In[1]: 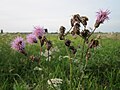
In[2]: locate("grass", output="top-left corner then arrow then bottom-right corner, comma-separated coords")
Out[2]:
0,33 -> 120,90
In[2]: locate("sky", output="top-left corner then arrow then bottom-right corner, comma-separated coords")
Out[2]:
0,0 -> 120,33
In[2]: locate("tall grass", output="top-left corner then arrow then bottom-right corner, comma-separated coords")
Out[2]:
0,33 -> 120,90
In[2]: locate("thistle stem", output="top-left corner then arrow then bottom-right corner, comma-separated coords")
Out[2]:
47,50 -> 57,90
64,27 -> 72,36
65,46 -> 72,90
81,40 -> 85,61
48,50 -> 49,61
39,39 -> 42,63
88,28 -> 96,38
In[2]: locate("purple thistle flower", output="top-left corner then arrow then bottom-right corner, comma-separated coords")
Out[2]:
95,9 -> 110,28
96,9 -> 110,23
32,26 -> 45,39
11,37 -> 26,55
26,34 -> 37,44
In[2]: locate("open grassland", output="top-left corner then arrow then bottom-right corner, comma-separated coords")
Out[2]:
0,33 -> 120,90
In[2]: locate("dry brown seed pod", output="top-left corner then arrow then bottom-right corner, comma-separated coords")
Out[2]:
89,39 -> 99,48
30,55 -> 39,62
65,39 -> 71,47
81,29 -> 90,39
80,16 -> 89,27
40,36 -> 47,46
70,18 -> 74,27
59,34 -> 65,40
71,30 -> 76,36
59,26 -> 66,34
46,40 -> 52,50
73,14 -> 81,23
69,46 -> 77,54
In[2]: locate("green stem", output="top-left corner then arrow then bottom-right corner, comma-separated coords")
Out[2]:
81,40 -> 85,61
47,50 -> 57,90
65,46 -> 72,90
88,28 -> 96,38
39,39 -> 42,63
70,58 -> 72,90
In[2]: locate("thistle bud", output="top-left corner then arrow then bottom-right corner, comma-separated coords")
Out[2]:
40,36 -> 47,47
69,46 -> 77,54
65,39 -> 71,47
44,29 -> 48,33
46,40 -> 52,50
20,49 -> 27,56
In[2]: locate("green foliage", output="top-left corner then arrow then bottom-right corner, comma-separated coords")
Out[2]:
0,33 -> 120,90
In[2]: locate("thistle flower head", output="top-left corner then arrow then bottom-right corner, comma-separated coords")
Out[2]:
26,34 -> 37,44
32,26 -> 45,39
95,9 -> 110,28
11,37 -> 26,55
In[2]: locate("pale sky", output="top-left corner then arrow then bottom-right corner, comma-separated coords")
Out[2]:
0,0 -> 120,32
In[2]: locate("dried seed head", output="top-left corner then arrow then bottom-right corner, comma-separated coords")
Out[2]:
59,26 -> 66,34
71,22 -> 80,35
69,46 -> 77,54
70,18 -> 74,27
40,36 -> 47,47
59,34 -> 65,40
81,29 -> 90,39
46,40 -> 52,50
74,22 -> 80,28
65,39 -> 71,47
73,14 -> 81,23
72,48 -> 77,54
71,31 -> 75,36
80,16 -> 88,27
30,55 -> 39,62
89,39 -> 99,48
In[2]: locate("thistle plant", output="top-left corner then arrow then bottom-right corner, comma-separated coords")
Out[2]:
11,26 -> 52,62
11,9 -> 110,90
58,9 -> 110,89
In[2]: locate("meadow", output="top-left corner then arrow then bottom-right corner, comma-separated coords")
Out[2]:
0,33 -> 120,90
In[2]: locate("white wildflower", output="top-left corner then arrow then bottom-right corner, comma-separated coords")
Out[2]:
43,50 -> 52,57
47,78 -> 63,87
46,56 -> 51,61
63,56 -> 69,59
51,46 -> 60,52
34,66 -> 42,71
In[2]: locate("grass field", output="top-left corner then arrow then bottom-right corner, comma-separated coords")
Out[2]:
0,33 -> 120,90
